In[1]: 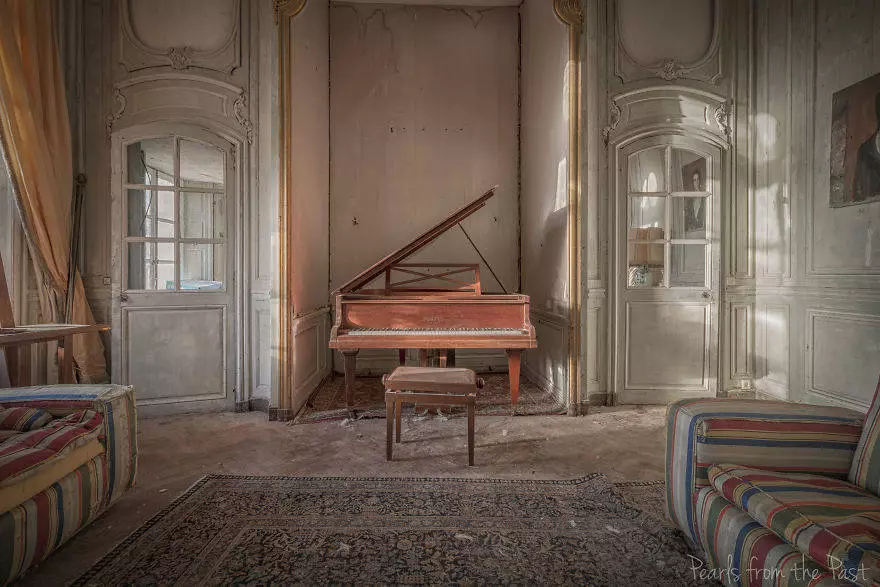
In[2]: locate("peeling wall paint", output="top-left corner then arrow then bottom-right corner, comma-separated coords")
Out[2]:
329,4 -> 520,294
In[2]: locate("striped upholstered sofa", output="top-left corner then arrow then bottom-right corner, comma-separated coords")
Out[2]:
0,384 -> 137,585
666,378 -> 880,586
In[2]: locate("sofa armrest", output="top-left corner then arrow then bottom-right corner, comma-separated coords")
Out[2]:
665,397 -> 864,544
0,384 -> 138,505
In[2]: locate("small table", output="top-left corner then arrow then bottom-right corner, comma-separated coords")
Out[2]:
382,366 -> 484,466
0,324 -> 110,387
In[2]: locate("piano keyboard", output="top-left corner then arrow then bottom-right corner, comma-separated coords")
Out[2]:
347,328 -> 526,336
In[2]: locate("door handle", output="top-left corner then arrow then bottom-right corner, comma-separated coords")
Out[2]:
701,290 -> 711,299
119,293 -> 129,303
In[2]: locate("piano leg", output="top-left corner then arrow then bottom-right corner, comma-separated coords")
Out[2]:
341,349 -> 359,408
398,349 -> 406,366
438,349 -> 447,368
448,349 -> 456,367
506,349 -> 521,405
419,348 -> 428,367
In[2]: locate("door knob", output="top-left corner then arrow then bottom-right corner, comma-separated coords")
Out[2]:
701,291 -> 711,299
119,293 -> 129,303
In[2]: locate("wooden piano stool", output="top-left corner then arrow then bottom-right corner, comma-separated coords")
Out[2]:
382,366 -> 485,466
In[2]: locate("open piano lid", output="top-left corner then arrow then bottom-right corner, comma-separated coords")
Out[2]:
333,186 -> 498,295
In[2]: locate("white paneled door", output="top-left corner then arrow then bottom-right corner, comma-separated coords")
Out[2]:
112,127 -> 235,414
614,137 -> 720,404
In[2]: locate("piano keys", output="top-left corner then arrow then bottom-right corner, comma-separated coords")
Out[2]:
328,186 -> 537,408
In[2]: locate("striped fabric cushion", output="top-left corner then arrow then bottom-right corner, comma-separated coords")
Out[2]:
696,487 -> 848,587
0,410 -> 103,485
666,399 -> 865,544
709,464 -> 880,586
0,407 -> 52,432
850,376 -> 880,495
0,456 -> 108,584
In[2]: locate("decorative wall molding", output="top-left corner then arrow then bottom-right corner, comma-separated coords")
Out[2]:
728,301 -> 753,381
105,87 -> 127,136
606,86 -> 731,148
804,309 -> 880,411
553,0 -> 583,29
524,308 -> 569,405
602,99 -> 621,146
232,90 -> 255,143
106,74 -> 250,140
713,99 -> 731,140
119,0 -> 241,73
613,0 -> 723,85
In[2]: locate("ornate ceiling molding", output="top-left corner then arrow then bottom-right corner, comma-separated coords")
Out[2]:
614,0 -> 723,85
553,0 -> 583,29
119,0 -> 241,74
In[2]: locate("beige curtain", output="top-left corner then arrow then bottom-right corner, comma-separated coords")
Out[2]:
0,0 -> 106,382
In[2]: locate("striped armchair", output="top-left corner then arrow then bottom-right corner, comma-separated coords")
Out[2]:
0,385 -> 138,585
666,378 -> 880,587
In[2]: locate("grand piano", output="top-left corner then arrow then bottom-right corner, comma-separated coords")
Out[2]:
329,186 -> 537,408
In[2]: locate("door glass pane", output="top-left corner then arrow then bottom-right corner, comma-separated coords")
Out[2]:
671,196 -> 707,239
671,149 -> 708,192
670,244 -> 706,287
127,138 -> 174,185
179,139 -> 225,187
628,148 -> 666,192
127,243 -> 176,290
627,243 -> 664,288
180,244 -> 225,290
180,193 -> 225,239
628,196 -> 665,234
127,190 -> 175,237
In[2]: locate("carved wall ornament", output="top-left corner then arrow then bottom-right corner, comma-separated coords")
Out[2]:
105,87 -> 127,136
658,59 -> 684,81
602,100 -> 621,146
166,46 -> 194,70
614,0 -> 723,84
119,0 -> 241,74
274,0 -> 308,24
553,0 -> 583,29
233,91 -> 255,144
714,100 -> 731,139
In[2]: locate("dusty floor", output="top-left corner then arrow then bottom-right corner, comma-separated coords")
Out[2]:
21,404 -> 667,586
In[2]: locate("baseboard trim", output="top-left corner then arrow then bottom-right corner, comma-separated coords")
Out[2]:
268,407 -> 292,422
249,397 -> 270,413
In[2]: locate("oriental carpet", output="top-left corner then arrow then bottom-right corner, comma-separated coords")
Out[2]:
73,474 -> 709,586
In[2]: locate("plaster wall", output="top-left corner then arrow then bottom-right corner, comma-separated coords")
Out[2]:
289,0 -> 330,315
287,0 -> 333,412
753,0 -> 880,411
519,0 -> 570,403
328,4 -> 520,296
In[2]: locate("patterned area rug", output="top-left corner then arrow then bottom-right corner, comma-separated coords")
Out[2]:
74,474 -> 710,586
294,373 -> 567,424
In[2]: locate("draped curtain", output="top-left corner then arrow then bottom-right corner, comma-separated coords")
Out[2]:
0,0 -> 106,382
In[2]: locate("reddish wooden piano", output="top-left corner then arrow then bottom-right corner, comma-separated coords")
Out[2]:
328,186 -> 537,408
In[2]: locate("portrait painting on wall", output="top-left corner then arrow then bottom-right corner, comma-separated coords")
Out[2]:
830,71 -> 880,207
681,157 -> 706,232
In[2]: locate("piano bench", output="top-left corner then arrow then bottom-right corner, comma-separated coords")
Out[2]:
382,367 -> 485,466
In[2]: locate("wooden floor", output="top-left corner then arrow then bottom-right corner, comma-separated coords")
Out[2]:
20,405 -> 667,586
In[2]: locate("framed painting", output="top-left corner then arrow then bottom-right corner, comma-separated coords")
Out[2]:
681,157 -> 706,232
830,72 -> 880,207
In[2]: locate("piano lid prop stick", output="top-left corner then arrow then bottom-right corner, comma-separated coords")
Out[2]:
457,223 -> 508,294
